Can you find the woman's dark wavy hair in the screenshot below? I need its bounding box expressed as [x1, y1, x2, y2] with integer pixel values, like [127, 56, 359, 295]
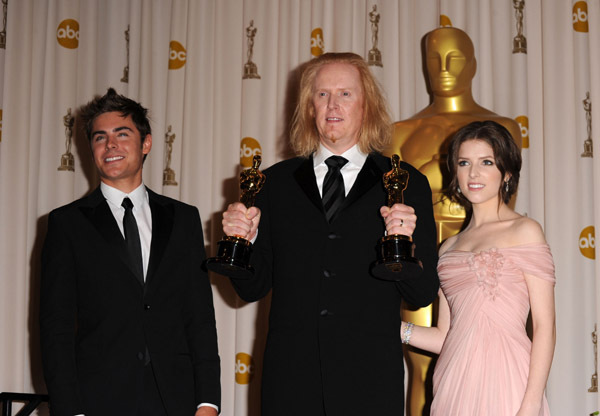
[446, 120, 521, 211]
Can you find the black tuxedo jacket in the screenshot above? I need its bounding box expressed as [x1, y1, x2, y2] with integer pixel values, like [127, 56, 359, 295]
[231, 153, 439, 415]
[40, 187, 220, 416]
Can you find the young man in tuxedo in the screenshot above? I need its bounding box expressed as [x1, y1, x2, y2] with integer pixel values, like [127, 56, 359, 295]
[40, 88, 220, 416]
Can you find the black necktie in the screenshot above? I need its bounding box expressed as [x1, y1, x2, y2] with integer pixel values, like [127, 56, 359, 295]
[122, 197, 144, 284]
[322, 156, 348, 223]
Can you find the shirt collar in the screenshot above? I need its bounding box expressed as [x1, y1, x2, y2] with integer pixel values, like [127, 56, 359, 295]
[313, 143, 367, 168]
[100, 182, 148, 209]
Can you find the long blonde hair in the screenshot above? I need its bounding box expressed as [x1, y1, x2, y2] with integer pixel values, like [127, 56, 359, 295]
[289, 52, 392, 157]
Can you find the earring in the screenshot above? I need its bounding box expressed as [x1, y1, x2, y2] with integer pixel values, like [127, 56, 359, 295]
[504, 180, 509, 193]
[457, 186, 461, 194]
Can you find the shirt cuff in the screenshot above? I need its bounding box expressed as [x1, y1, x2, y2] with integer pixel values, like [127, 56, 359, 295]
[198, 403, 219, 412]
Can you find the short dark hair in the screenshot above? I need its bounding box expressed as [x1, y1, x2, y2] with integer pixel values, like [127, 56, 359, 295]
[80, 88, 152, 143]
[446, 120, 522, 211]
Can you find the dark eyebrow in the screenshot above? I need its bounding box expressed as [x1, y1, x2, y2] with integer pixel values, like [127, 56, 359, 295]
[91, 126, 134, 137]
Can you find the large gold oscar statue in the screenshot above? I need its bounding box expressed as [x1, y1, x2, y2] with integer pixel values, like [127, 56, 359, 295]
[386, 27, 521, 415]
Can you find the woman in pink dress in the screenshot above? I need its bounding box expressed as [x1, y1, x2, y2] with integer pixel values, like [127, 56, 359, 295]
[399, 121, 556, 415]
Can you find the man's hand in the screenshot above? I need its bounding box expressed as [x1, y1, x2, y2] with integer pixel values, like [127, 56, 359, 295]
[195, 406, 218, 416]
[380, 203, 416, 237]
[222, 202, 261, 240]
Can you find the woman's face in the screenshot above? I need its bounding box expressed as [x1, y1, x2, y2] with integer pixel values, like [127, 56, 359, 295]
[456, 139, 506, 206]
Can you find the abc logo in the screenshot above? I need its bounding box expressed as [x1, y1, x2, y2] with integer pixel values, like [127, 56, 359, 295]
[573, 1, 589, 33]
[235, 352, 254, 385]
[579, 225, 595, 259]
[515, 115, 529, 149]
[57, 19, 80, 49]
[311, 28, 324, 57]
[240, 137, 262, 168]
[169, 41, 187, 70]
[439, 15, 453, 27]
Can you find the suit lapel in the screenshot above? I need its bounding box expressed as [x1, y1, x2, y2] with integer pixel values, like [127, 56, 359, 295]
[79, 187, 142, 287]
[293, 153, 387, 222]
[293, 156, 325, 215]
[342, 153, 385, 209]
[146, 189, 174, 286]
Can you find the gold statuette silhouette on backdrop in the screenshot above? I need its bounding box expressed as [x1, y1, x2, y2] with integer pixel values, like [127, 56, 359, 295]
[512, 0, 527, 54]
[58, 108, 75, 171]
[121, 24, 130, 83]
[385, 26, 521, 416]
[582, 92, 593, 158]
[243, 20, 261, 79]
[368, 5, 383, 67]
[163, 125, 178, 186]
[590, 324, 598, 392]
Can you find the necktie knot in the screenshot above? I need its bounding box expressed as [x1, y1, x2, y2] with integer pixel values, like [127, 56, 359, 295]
[122, 197, 134, 211]
[325, 156, 348, 171]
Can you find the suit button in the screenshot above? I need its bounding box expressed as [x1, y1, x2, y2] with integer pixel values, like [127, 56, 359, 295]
[328, 232, 338, 240]
[323, 270, 331, 278]
[144, 304, 151, 310]
[137, 352, 144, 361]
[320, 309, 329, 316]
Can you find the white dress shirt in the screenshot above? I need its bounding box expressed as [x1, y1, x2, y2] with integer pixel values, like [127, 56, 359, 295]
[101, 182, 152, 280]
[313, 143, 368, 196]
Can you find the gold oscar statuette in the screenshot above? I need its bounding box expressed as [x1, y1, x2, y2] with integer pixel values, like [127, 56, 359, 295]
[582, 92, 593, 158]
[163, 125, 178, 186]
[512, 0, 527, 54]
[367, 5, 383, 67]
[371, 154, 422, 281]
[58, 108, 75, 171]
[205, 155, 266, 279]
[242, 20, 261, 79]
[121, 24, 130, 83]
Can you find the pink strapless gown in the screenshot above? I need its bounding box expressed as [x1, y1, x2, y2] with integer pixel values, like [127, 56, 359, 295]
[431, 243, 555, 415]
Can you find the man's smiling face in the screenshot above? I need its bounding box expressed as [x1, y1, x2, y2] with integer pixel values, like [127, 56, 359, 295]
[91, 111, 152, 192]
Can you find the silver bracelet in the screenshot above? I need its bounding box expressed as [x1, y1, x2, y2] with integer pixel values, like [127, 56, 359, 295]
[402, 321, 414, 345]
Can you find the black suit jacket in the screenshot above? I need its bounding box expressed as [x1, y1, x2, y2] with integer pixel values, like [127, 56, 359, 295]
[40, 187, 220, 416]
[230, 153, 439, 415]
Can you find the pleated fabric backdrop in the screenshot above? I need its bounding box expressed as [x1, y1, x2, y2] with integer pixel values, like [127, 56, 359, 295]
[0, 1, 598, 415]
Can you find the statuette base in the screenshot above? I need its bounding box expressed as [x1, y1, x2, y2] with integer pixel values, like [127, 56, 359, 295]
[368, 49, 382, 67]
[371, 234, 423, 281]
[206, 235, 254, 279]
[243, 62, 261, 79]
[513, 36, 527, 54]
[58, 153, 75, 171]
[163, 168, 178, 186]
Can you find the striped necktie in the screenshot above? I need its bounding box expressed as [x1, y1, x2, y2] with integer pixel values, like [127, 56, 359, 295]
[322, 156, 348, 223]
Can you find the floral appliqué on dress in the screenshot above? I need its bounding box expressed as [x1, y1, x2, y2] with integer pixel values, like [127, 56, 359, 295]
[467, 248, 505, 299]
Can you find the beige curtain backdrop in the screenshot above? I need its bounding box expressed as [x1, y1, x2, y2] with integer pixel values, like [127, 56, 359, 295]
[0, 0, 598, 415]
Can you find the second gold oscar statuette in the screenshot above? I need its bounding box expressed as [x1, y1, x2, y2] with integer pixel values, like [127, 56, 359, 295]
[371, 154, 423, 281]
[205, 155, 266, 279]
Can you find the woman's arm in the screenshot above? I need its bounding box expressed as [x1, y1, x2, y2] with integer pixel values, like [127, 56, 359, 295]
[401, 288, 450, 354]
[516, 273, 556, 416]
